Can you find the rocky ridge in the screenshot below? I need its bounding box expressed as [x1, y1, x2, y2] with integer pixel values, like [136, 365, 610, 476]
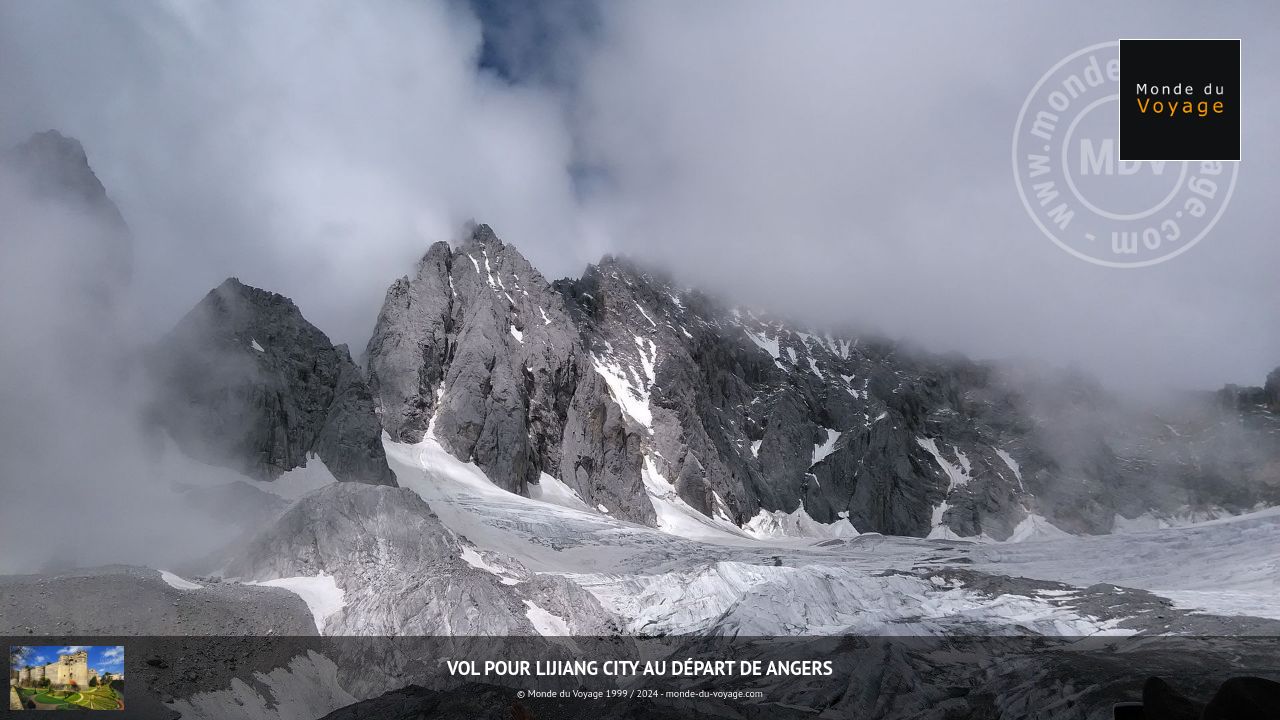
[367, 223, 1280, 539]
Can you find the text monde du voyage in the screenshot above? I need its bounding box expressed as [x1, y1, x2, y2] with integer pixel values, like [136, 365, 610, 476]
[1134, 82, 1228, 118]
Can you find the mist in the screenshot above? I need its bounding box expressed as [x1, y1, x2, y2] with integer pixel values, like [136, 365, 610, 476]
[570, 2, 1280, 392]
[1, 1, 1276, 394]
[0, 0, 586, 359]
[0, 163, 257, 574]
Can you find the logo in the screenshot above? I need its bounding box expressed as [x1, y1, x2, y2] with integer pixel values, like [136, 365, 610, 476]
[1119, 39, 1240, 161]
[1012, 41, 1238, 268]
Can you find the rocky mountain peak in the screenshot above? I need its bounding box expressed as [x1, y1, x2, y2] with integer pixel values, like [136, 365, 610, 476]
[202, 277, 298, 327]
[6, 131, 97, 198]
[458, 221, 503, 249]
[366, 222, 593, 499]
[150, 278, 396, 487]
[4, 130, 126, 232]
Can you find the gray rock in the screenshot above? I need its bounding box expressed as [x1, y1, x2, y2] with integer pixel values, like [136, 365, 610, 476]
[0, 565, 316, 635]
[560, 367, 653, 524]
[365, 241, 455, 442]
[368, 224, 583, 499]
[222, 482, 619, 635]
[366, 224, 658, 522]
[150, 278, 396, 486]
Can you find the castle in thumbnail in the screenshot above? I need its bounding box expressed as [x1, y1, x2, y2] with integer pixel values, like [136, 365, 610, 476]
[14, 650, 98, 690]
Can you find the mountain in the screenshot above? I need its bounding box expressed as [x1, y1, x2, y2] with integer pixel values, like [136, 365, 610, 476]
[149, 278, 397, 486]
[365, 224, 652, 523]
[1, 130, 132, 289]
[221, 482, 619, 635]
[367, 224, 1280, 539]
[4, 131, 123, 215]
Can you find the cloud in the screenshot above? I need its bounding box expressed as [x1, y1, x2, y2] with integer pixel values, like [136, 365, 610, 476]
[0, 0, 586, 353]
[2, 0, 1275, 396]
[569, 1, 1280, 390]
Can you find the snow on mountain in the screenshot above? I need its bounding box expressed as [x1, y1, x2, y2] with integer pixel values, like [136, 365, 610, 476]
[811, 428, 841, 465]
[1006, 513, 1072, 543]
[640, 454, 748, 539]
[347, 431, 1280, 637]
[523, 600, 572, 636]
[995, 447, 1024, 490]
[527, 472, 594, 513]
[249, 574, 346, 633]
[160, 570, 204, 590]
[741, 504, 858, 540]
[968, 505, 1280, 620]
[575, 561, 1132, 636]
[592, 350, 653, 429]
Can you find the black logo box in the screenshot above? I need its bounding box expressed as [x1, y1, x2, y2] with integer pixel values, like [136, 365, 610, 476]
[1119, 38, 1240, 161]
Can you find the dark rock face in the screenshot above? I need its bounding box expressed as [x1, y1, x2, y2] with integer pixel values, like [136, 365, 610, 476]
[151, 278, 396, 486]
[553, 262, 1010, 536]
[367, 225, 1280, 538]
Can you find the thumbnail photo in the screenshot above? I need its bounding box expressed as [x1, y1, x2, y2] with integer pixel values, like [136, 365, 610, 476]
[9, 646, 124, 711]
